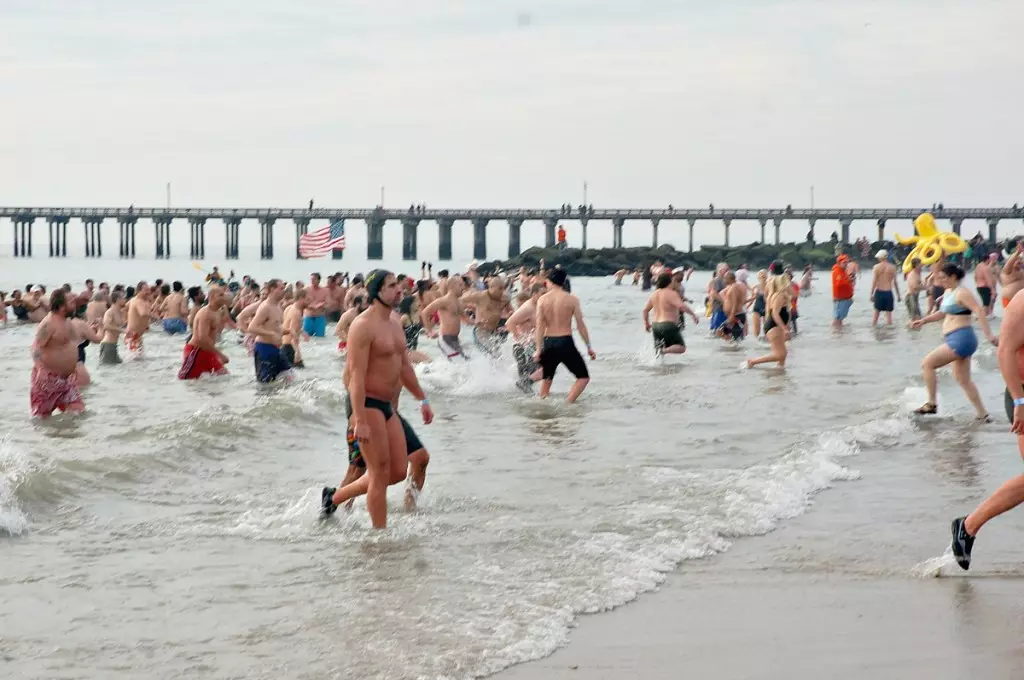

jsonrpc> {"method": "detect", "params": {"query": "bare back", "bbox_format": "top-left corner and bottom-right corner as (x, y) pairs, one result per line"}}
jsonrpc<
(538, 290), (580, 337)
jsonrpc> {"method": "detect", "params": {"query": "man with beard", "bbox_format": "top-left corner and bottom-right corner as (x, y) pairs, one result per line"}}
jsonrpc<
(30, 289), (85, 417)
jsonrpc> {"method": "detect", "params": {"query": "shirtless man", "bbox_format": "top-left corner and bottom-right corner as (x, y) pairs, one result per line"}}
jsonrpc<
(335, 295), (367, 354)
(719, 272), (748, 341)
(234, 294), (264, 356)
(904, 258), (925, 322)
(320, 270), (434, 528)
(800, 265), (814, 296)
(533, 269), (596, 403)
(1000, 242), (1024, 309)
(125, 283), (151, 354)
(974, 253), (998, 316)
(85, 290), (109, 325)
(613, 268), (628, 285)
(643, 273), (699, 355)
(99, 292), (127, 365)
(282, 289), (307, 368)
(162, 281), (189, 335)
(422, 274), (468, 360)
(303, 272), (329, 337)
(248, 279), (292, 383)
(870, 249), (902, 326)
(344, 274), (366, 310)
(506, 283), (547, 391)
(325, 274), (346, 323)
(25, 286), (48, 323)
(30, 290), (85, 418)
(463, 276), (511, 357)
(178, 285), (230, 380)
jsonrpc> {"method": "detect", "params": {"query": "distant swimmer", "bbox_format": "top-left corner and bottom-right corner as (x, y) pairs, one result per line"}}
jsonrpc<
(178, 285), (230, 380)
(161, 281), (189, 335)
(303, 272), (329, 337)
(421, 274), (468, 360)
(614, 268), (628, 285)
(533, 268), (596, 403)
(69, 312), (102, 388)
(85, 290), (108, 325)
(974, 253), (998, 316)
(464, 275), (511, 358)
(30, 289), (85, 418)
(125, 282), (151, 354)
(831, 255), (854, 329)
(719, 272), (747, 341)
(335, 295), (368, 354)
(746, 273), (792, 369)
(282, 289), (307, 368)
(99, 291), (127, 365)
(749, 270), (768, 338)
(949, 288), (1024, 570)
(911, 263), (996, 420)
(247, 279), (293, 384)
(643, 272), (699, 356)
(344, 273), (366, 309)
(398, 287), (430, 364)
(707, 263), (729, 333)
(320, 270), (434, 528)
(999, 241), (1024, 309)
(800, 265), (814, 296)
(506, 283), (546, 391)
(904, 258), (924, 323)
(870, 250), (901, 327)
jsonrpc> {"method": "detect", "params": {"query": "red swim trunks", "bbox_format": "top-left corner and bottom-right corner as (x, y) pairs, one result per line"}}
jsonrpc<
(338, 341), (347, 354)
(178, 344), (228, 380)
(30, 364), (84, 418)
(125, 331), (144, 353)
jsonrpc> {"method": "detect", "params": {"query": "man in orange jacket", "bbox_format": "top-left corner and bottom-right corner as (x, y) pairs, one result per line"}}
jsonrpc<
(832, 254), (855, 329)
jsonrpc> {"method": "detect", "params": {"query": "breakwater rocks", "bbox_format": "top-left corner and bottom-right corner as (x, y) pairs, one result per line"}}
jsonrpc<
(479, 242), (891, 277)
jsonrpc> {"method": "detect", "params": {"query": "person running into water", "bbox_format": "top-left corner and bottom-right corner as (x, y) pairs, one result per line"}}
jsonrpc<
(831, 255), (854, 329)
(282, 289), (307, 368)
(320, 270), (434, 528)
(421, 274), (468, 360)
(949, 288), (1024, 570)
(707, 263), (729, 333)
(99, 292), (127, 365)
(334, 295), (367, 354)
(179, 285), (230, 380)
(303, 272), (329, 337)
(904, 258), (925, 323)
(643, 272), (699, 356)
(746, 274), (792, 369)
(749, 269), (768, 338)
(719, 272), (747, 341)
(162, 281), (189, 335)
(999, 241), (1024, 309)
(974, 253), (998, 316)
(870, 249), (901, 326)
(533, 268), (596, 403)
(911, 262), (996, 420)
(125, 283), (151, 354)
(247, 279), (293, 384)
(506, 283), (546, 391)
(464, 275), (511, 358)
(799, 265), (814, 296)
(69, 312), (103, 388)
(30, 289), (85, 418)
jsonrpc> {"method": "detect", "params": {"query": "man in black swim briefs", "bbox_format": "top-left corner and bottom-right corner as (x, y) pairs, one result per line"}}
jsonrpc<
(533, 268), (597, 403)
(320, 270), (434, 527)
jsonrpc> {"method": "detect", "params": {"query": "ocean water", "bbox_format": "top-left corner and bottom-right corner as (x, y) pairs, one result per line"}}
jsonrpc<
(0, 257), (1014, 680)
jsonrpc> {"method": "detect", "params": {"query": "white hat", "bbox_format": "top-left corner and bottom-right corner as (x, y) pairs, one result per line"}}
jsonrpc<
(671, 267), (686, 275)
(736, 270), (749, 283)
(876, 249), (889, 259)
(467, 260), (479, 271)
(31, 285), (43, 292)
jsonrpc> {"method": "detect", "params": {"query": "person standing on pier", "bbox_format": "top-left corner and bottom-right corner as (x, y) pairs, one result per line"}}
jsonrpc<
(302, 273), (329, 337)
(29, 289), (85, 418)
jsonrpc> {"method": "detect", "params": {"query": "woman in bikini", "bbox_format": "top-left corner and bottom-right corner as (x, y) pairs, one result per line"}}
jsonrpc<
(912, 262), (997, 420)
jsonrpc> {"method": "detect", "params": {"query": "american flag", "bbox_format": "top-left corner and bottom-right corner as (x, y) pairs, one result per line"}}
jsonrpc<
(299, 220), (346, 259)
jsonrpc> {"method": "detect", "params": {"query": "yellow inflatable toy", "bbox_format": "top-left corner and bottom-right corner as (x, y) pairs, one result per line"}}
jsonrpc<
(895, 212), (967, 273)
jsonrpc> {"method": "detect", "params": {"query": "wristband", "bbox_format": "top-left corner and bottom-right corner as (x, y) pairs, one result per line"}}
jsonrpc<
(1014, 398), (1024, 407)
(420, 398), (430, 406)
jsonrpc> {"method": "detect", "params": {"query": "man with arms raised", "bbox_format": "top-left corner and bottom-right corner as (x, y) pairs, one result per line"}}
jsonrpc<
(303, 272), (329, 337)
(533, 269), (596, 403)
(179, 285), (230, 380)
(643, 272), (699, 356)
(282, 289), (307, 368)
(870, 249), (902, 327)
(247, 279), (292, 383)
(30, 289), (85, 418)
(506, 283), (546, 391)
(421, 274), (468, 360)
(320, 270), (434, 528)
(125, 282), (152, 354)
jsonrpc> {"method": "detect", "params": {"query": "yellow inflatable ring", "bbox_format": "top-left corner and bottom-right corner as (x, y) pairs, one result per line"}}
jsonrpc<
(939, 232), (967, 253)
(919, 241), (943, 265)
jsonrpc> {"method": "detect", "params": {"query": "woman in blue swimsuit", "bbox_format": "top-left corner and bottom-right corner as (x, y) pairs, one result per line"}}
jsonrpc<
(911, 262), (997, 419)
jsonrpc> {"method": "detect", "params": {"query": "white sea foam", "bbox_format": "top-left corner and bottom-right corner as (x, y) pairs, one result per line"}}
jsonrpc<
(0, 438), (30, 536)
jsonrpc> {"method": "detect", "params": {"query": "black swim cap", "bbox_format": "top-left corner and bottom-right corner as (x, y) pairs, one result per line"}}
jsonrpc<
(548, 268), (568, 288)
(365, 269), (393, 304)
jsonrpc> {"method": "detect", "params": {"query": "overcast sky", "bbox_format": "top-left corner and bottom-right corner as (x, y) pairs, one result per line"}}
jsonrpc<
(1, 1), (1022, 250)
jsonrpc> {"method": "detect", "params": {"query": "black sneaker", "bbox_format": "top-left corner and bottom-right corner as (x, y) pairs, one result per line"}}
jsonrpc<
(320, 486), (338, 519)
(950, 516), (975, 571)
